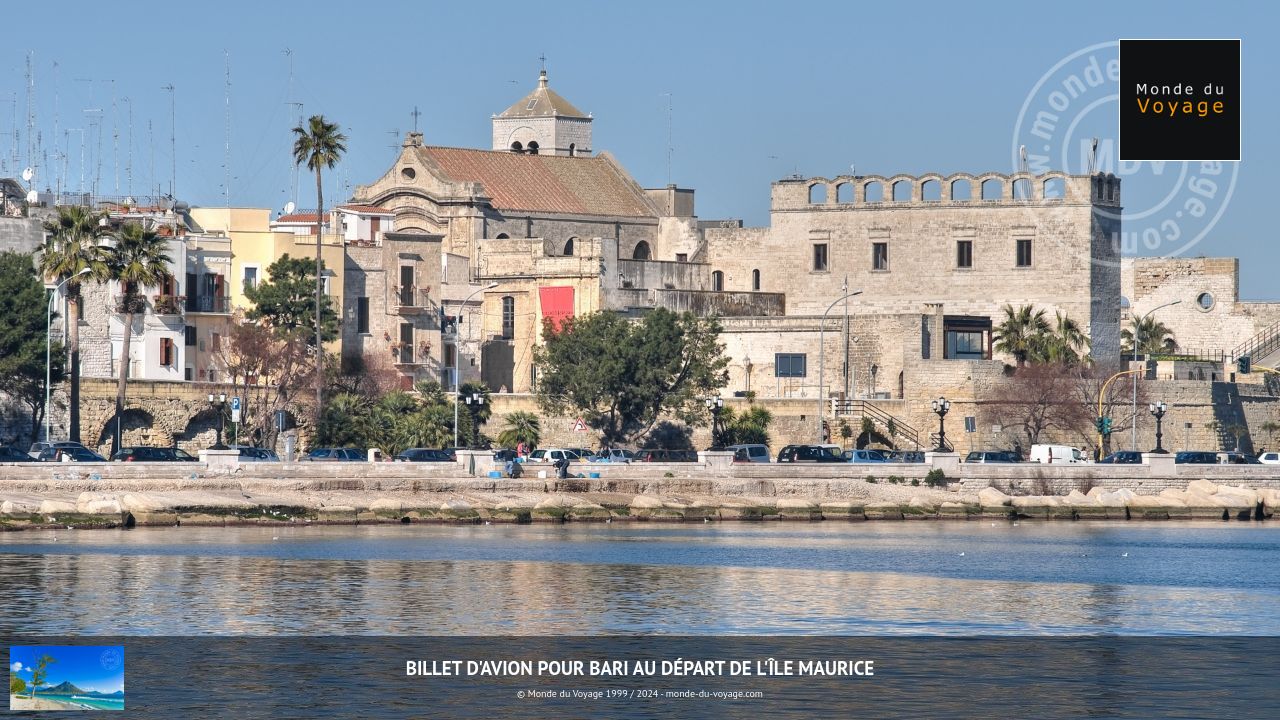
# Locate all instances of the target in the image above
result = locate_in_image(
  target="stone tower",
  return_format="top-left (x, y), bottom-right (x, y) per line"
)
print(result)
top-left (491, 70), bottom-right (592, 157)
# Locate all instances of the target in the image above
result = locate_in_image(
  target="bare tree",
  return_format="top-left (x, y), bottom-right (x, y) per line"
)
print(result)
top-left (982, 364), bottom-right (1093, 454)
top-left (1073, 363), bottom-right (1151, 457)
top-left (214, 315), bottom-right (318, 449)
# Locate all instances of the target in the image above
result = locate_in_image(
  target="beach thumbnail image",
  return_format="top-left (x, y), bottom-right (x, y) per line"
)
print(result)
top-left (9, 645), bottom-right (124, 711)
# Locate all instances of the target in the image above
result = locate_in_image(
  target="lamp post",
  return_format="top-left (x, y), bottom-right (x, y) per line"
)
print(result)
top-left (1131, 300), bottom-right (1181, 450)
top-left (208, 393), bottom-right (228, 450)
top-left (45, 268), bottom-right (91, 441)
top-left (453, 281), bottom-right (500, 449)
top-left (463, 391), bottom-right (486, 448)
top-left (817, 290), bottom-right (863, 442)
top-left (931, 396), bottom-right (951, 452)
top-left (1149, 401), bottom-right (1168, 454)
top-left (705, 396), bottom-right (725, 449)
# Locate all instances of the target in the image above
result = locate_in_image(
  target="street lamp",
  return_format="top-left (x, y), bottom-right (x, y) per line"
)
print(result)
top-left (931, 396), bottom-right (952, 452)
top-left (207, 393), bottom-right (228, 450)
top-left (1149, 401), bottom-right (1168, 454)
top-left (705, 396), bottom-right (725, 449)
top-left (1131, 300), bottom-right (1181, 450)
top-left (462, 391), bottom-right (486, 448)
top-left (45, 268), bottom-right (91, 441)
top-left (817, 290), bottom-right (863, 442)
top-left (453, 281), bottom-right (500, 449)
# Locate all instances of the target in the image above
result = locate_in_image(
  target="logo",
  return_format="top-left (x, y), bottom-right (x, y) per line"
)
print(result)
top-left (1011, 41), bottom-right (1237, 262)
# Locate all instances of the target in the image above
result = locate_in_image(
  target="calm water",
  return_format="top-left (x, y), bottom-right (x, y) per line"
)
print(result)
top-left (0, 522), bottom-right (1277, 636)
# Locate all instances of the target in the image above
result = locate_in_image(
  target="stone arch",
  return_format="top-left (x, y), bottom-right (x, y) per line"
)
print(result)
top-left (495, 233), bottom-right (510, 240)
top-left (179, 407), bottom-right (226, 454)
top-left (632, 240), bottom-right (651, 260)
top-left (563, 237), bottom-right (576, 256)
top-left (947, 175), bottom-right (975, 201)
top-left (510, 141), bottom-right (523, 153)
top-left (979, 176), bottom-right (1004, 200)
top-left (1011, 177), bottom-right (1032, 200)
top-left (527, 141), bottom-right (540, 155)
top-left (808, 182), bottom-right (828, 204)
top-left (1042, 175), bottom-right (1067, 200)
top-left (862, 178), bottom-right (885, 203)
top-left (919, 176), bottom-right (943, 201)
top-left (856, 427), bottom-right (895, 450)
top-left (568, 143), bottom-right (576, 157)
top-left (835, 182), bottom-right (853, 203)
top-left (890, 177), bottom-right (914, 202)
top-left (95, 408), bottom-right (163, 455)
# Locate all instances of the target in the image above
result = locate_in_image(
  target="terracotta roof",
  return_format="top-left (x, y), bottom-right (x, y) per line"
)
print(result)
top-left (498, 71), bottom-right (587, 119)
top-left (276, 213), bottom-right (319, 224)
top-left (337, 204), bottom-right (394, 215)
top-left (417, 146), bottom-right (656, 218)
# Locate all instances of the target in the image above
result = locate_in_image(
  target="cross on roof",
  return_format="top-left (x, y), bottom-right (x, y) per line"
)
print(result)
top-left (411, 106), bottom-right (421, 132)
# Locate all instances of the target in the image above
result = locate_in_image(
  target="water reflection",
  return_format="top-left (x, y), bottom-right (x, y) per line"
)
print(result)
top-left (0, 523), bottom-right (1275, 636)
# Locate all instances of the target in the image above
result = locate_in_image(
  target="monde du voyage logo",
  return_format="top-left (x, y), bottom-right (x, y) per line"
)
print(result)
top-left (1120, 39), bottom-right (1241, 162)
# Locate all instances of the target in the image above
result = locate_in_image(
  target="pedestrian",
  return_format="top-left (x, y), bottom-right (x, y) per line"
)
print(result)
top-left (555, 456), bottom-right (570, 479)
top-left (516, 440), bottom-right (528, 459)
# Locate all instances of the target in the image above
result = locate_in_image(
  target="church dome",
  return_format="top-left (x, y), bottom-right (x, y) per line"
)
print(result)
top-left (498, 70), bottom-right (588, 119)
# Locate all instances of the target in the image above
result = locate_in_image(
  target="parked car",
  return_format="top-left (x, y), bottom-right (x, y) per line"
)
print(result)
top-left (1217, 451), bottom-right (1259, 465)
top-left (1257, 451), bottom-right (1280, 465)
top-left (527, 448), bottom-right (583, 463)
top-left (304, 448), bottom-right (366, 461)
top-left (492, 448), bottom-right (520, 463)
top-left (725, 444), bottom-right (771, 463)
top-left (395, 448), bottom-right (455, 462)
top-left (111, 446), bottom-right (198, 462)
top-left (886, 450), bottom-right (926, 463)
top-left (777, 445), bottom-right (845, 463)
top-left (29, 441), bottom-right (89, 461)
top-left (0, 446), bottom-right (36, 462)
top-left (965, 451), bottom-right (1020, 464)
top-left (589, 448), bottom-right (636, 463)
top-left (1098, 450), bottom-right (1144, 464)
top-left (1029, 444), bottom-right (1087, 464)
top-left (633, 449), bottom-right (700, 462)
top-left (229, 445), bottom-right (280, 461)
top-left (39, 447), bottom-right (106, 462)
top-left (1174, 451), bottom-right (1218, 465)
top-left (843, 449), bottom-right (888, 463)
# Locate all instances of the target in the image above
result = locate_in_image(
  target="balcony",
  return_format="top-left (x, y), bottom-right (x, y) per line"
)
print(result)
top-left (392, 287), bottom-right (432, 315)
top-left (392, 341), bottom-right (433, 368)
top-left (186, 294), bottom-right (231, 314)
top-left (153, 294), bottom-right (185, 316)
top-left (113, 294), bottom-right (148, 314)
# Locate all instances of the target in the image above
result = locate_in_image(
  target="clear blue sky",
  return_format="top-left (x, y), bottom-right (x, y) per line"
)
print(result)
top-left (2, 0), bottom-right (1274, 296)
top-left (10, 645), bottom-right (125, 693)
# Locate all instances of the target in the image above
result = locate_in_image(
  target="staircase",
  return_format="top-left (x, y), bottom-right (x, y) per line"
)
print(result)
top-left (928, 433), bottom-right (953, 452)
top-left (833, 400), bottom-right (920, 450)
top-left (1232, 321), bottom-right (1280, 369)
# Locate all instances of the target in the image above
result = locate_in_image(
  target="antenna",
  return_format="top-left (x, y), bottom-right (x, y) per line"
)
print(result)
top-left (122, 97), bottom-right (133, 196)
top-left (51, 60), bottom-right (59, 194)
top-left (162, 84), bottom-right (175, 199)
top-left (111, 79), bottom-right (119, 193)
top-left (1018, 144), bottom-right (1028, 174)
top-left (660, 92), bottom-right (672, 186)
top-left (25, 52), bottom-right (37, 185)
top-left (82, 108), bottom-right (102, 195)
top-left (148, 119), bottom-right (155, 197)
top-left (284, 200), bottom-right (296, 215)
top-left (224, 50), bottom-right (232, 205)
top-left (284, 49), bottom-right (300, 209)
top-left (1088, 137), bottom-right (1099, 174)
top-left (387, 128), bottom-right (401, 150)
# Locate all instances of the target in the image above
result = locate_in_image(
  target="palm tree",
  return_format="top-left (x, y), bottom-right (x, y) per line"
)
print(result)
top-left (108, 222), bottom-right (173, 453)
top-left (292, 114), bottom-right (347, 419)
top-left (38, 206), bottom-right (111, 442)
top-left (496, 411), bottom-right (541, 449)
top-left (1040, 310), bottom-right (1091, 364)
top-left (993, 304), bottom-right (1050, 366)
top-left (1259, 420), bottom-right (1280, 451)
top-left (1121, 315), bottom-right (1176, 355)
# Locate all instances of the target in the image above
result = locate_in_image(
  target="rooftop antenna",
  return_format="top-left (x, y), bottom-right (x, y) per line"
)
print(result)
top-left (82, 108), bottom-right (102, 195)
top-left (110, 79), bottom-right (119, 193)
top-left (51, 60), bottom-right (58, 193)
top-left (148, 119), bottom-right (156, 198)
top-left (162, 84), bottom-right (175, 199)
top-left (1088, 137), bottom-right (1099, 174)
top-left (223, 50), bottom-right (232, 205)
top-left (1018, 144), bottom-right (1028, 174)
top-left (660, 92), bottom-right (672, 185)
top-left (25, 52), bottom-right (37, 184)
top-left (122, 96), bottom-right (133, 196)
top-left (386, 128), bottom-right (401, 150)
top-left (283, 49), bottom-right (302, 209)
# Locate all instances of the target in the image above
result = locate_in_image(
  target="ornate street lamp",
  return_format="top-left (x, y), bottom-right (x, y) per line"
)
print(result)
top-left (705, 396), bottom-right (725, 449)
top-left (463, 391), bottom-right (486, 448)
top-left (208, 393), bottom-right (228, 450)
top-left (1149, 401), bottom-right (1168, 454)
top-left (931, 396), bottom-right (952, 452)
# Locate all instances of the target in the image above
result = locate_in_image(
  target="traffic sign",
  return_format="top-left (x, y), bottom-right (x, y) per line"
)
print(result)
top-left (230, 397), bottom-right (242, 423)
top-left (572, 418), bottom-right (586, 432)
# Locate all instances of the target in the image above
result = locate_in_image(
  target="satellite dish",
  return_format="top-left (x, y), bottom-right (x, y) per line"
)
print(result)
top-left (25, 190), bottom-right (38, 204)
top-left (125, 196), bottom-right (135, 206)
top-left (21, 167), bottom-right (33, 182)
top-left (284, 201), bottom-right (296, 215)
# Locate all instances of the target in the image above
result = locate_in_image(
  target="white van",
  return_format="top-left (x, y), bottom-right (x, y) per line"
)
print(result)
top-left (1029, 444), bottom-right (1086, 464)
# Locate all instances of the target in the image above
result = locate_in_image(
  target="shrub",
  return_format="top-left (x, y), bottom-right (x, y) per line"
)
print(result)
top-left (865, 476), bottom-right (877, 484)
top-left (924, 469), bottom-right (947, 488)
top-left (910, 478), bottom-right (920, 486)
top-left (888, 475), bottom-right (904, 484)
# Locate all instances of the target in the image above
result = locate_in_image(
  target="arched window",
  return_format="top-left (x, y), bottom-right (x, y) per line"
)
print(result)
top-left (568, 143), bottom-right (576, 157)
top-left (632, 241), bottom-right (651, 260)
top-left (711, 270), bottom-right (724, 292)
top-left (751, 269), bottom-right (761, 291)
top-left (921, 179), bottom-right (942, 201)
top-left (1012, 178), bottom-right (1032, 200)
top-left (808, 183), bottom-right (827, 204)
top-left (495, 233), bottom-right (510, 240)
top-left (1042, 177), bottom-right (1066, 199)
top-left (891, 180), bottom-right (912, 202)
top-left (835, 183), bottom-right (853, 203)
top-left (563, 237), bottom-right (576, 256)
top-left (863, 181), bottom-right (884, 202)
top-left (527, 141), bottom-right (540, 155)
top-left (980, 178), bottom-right (1003, 200)
top-left (501, 296), bottom-right (515, 340)
top-left (950, 179), bottom-right (972, 200)
top-left (510, 141), bottom-right (523, 153)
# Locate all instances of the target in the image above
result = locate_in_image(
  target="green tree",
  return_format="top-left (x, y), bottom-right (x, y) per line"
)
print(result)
top-left (1121, 315), bottom-right (1176, 355)
top-left (458, 381), bottom-right (493, 448)
top-left (1038, 310), bottom-right (1091, 364)
top-left (1258, 420), bottom-right (1280, 449)
top-left (106, 222), bottom-right (173, 453)
top-left (534, 308), bottom-right (728, 444)
top-left (30, 653), bottom-right (55, 699)
top-left (496, 411), bottom-right (541, 449)
top-left (993, 304), bottom-right (1051, 367)
top-left (0, 252), bottom-right (65, 443)
top-left (721, 405), bottom-right (773, 445)
top-left (38, 206), bottom-right (111, 441)
top-left (244, 254), bottom-right (338, 341)
top-left (1225, 423), bottom-right (1249, 452)
top-left (9, 672), bottom-right (24, 695)
top-left (292, 114), bottom-right (347, 417)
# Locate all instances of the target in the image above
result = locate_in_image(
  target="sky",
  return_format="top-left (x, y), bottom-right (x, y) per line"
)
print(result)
top-left (1, 0), bottom-right (1275, 296)
top-left (9, 645), bottom-right (125, 694)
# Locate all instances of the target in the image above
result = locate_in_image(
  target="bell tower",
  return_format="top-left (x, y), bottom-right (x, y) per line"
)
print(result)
top-left (491, 69), bottom-right (592, 157)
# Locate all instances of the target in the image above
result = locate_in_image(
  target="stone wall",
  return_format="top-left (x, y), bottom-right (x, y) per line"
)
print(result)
top-left (0, 216), bottom-right (41, 254)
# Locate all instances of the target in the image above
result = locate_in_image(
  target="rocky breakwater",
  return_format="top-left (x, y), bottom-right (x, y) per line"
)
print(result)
top-left (975, 480), bottom-right (1274, 521)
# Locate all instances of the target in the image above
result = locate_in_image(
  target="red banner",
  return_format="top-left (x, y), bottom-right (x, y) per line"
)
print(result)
top-left (539, 286), bottom-right (575, 332)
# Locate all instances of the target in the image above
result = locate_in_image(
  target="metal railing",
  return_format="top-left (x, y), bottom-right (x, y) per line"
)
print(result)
top-left (186, 294), bottom-right (230, 313)
top-left (1232, 321), bottom-right (1280, 364)
top-left (152, 295), bottom-right (184, 316)
top-left (833, 399), bottom-right (921, 449)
